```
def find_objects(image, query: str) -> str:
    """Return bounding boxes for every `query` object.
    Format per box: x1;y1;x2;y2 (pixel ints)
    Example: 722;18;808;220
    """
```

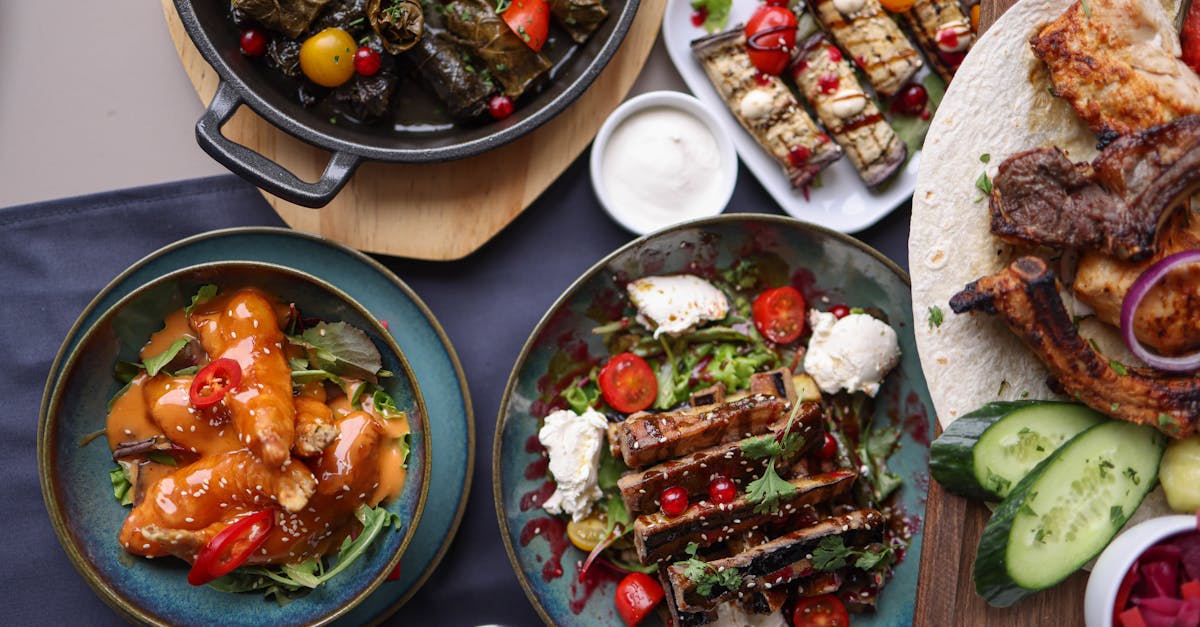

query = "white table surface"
0;2;686;208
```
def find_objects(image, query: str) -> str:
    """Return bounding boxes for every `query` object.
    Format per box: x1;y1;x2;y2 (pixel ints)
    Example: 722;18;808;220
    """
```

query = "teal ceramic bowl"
494;214;933;625
40;261;430;627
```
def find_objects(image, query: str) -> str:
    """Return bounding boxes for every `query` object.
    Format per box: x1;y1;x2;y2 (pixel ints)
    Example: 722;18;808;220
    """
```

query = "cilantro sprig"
740;400;810;513
677;542;742;597
811;536;895;572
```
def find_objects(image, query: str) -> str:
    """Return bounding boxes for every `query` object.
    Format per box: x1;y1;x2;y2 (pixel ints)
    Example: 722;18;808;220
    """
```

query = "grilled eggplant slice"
617;402;825;515
633;470;857;562
791;34;907;187
895;0;973;83
806;0;922;98
665;509;886;611
617;394;791;468
691;28;842;188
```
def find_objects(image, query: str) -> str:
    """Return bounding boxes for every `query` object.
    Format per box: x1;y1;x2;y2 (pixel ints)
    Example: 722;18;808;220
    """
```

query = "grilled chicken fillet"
989;115;1200;262
1074;209;1200;355
1031;0;1200;143
950;256;1200;438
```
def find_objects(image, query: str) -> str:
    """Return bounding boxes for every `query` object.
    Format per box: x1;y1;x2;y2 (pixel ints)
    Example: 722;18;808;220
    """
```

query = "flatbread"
910;0;1186;525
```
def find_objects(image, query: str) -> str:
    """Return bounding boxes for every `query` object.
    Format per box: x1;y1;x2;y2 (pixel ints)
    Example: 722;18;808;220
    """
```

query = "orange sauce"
139;309;195;362
106;374;164;450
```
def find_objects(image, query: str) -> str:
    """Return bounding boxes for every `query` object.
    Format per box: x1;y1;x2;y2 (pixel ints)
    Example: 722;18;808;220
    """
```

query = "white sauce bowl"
1084;514;1197;626
590;90;738;235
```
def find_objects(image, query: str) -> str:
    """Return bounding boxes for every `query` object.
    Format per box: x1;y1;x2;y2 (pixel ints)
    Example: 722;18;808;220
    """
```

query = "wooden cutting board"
912;6;1090;626
162;0;665;260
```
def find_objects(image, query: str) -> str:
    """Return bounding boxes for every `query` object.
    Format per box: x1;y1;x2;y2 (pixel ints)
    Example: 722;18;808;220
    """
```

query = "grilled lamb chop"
989;115;1200;262
950;256;1200;438
633;470;857;562
617;395;791;469
617;401;825;515
665;508;886;611
1031;0;1200;143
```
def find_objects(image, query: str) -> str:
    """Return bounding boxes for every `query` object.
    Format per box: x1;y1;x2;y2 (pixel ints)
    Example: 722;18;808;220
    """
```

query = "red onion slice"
1120;250;1200;371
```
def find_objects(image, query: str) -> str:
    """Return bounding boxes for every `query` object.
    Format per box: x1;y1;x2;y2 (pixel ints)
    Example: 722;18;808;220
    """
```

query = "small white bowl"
590;90;738;235
1084;515;1196;626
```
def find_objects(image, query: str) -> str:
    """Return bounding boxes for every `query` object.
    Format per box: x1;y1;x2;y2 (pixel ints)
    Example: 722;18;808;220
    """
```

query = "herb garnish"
928;305;944;329
975;170;994;197
677;542;742;596
811;536;894;572
689;0;732;33
185;284;218;316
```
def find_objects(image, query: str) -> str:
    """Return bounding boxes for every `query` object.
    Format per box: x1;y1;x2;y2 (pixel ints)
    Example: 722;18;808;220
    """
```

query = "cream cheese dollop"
803;310;900;397
829;89;868;119
627;274;729;338
936;20;973;53
538;407;608;521
832;0;867;15
739;89;775;121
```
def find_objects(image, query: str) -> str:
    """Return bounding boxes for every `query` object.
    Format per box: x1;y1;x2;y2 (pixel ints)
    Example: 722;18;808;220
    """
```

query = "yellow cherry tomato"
879;0;916;11
566;516;609;552
970;5;980;31
299;28;357;88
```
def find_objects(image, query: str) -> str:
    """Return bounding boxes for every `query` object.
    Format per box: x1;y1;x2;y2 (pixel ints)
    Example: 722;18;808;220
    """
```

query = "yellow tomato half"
566;516;609;552
299;28;357;88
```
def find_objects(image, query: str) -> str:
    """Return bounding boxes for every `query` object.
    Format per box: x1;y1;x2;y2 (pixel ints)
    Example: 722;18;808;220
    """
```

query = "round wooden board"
162;0;666;260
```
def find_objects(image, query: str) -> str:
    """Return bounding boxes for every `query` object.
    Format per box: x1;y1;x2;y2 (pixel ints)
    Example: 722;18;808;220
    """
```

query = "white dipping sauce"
601;106;725;232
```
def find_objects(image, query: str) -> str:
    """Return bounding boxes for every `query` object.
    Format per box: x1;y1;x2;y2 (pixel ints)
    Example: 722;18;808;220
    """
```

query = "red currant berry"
660;487;689;517
708;476;736;505
691;6;708;27
892;84;928;117
787;145;811;167
353;46;382;76
818;432;838;459
830;304;850;319
240;28;268;57
488;94;515;120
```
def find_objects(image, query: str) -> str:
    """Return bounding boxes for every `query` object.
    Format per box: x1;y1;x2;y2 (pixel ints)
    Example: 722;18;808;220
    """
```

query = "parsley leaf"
744;459;796;514
928;305;944;328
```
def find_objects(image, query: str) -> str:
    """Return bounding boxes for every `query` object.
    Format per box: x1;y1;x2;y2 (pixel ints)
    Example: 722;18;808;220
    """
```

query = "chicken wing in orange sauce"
105;284;409;582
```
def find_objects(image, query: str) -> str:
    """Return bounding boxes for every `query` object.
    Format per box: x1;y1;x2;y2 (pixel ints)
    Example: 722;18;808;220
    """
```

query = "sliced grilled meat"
950;256;1200;438
633;470;857;562
660;565;717;627
989;115;1200;262
617;401;824;515
617;395;790;469
727;530;790;615
1030;0;1200;142
665;509;886;611
806;0;923;98
691;28;842;188
790;34;907;187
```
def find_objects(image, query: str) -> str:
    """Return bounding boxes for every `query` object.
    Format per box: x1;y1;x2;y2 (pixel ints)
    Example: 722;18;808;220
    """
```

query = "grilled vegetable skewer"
806;0;923;98
895;0;974;83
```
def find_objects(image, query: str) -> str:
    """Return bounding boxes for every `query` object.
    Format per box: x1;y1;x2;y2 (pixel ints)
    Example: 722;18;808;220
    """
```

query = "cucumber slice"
974;420;1165;607
930;401;1107;501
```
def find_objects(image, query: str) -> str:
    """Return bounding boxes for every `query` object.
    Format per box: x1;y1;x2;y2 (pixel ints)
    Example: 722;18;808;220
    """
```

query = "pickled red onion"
1120;250;1200;371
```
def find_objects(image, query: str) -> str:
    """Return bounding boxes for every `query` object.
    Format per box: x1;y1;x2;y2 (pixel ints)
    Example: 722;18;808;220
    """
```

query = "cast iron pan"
174;0;640;207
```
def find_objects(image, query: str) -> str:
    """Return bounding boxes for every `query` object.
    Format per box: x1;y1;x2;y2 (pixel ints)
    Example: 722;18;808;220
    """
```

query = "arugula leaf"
291;369;345;387
294;322;383;382
744;460;796;514
143;338;190;377
185;284;218;316
689;0;731;33
110;463;134;506
371;389;405;419
173;365;198;376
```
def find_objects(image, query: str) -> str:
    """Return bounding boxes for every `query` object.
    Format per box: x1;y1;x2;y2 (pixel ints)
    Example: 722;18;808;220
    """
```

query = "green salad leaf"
143;338;189;377
291;322;383;382
689;0;731;33
110;463;134;506
185;284;219;316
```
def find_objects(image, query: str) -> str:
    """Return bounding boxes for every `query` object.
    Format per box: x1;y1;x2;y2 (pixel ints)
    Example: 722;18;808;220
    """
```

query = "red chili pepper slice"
187;510;274;586
188;358;243;408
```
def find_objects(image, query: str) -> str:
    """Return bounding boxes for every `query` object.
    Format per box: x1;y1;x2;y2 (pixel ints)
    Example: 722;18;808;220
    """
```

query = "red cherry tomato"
240;28;268;57
502;0;550;52
752;286;807;344
615;572;664;626
188;358;242;408
830;304;850;319
488;94;515;120
708;476;736;504
598;352;657;414
354;46;382;76
818;432;838;459
187;510;274;585
743;5;797;75
793;594;850;627
660;486;689;517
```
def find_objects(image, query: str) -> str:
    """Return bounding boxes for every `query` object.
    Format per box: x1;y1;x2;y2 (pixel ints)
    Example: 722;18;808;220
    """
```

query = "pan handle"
195;81;361;208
